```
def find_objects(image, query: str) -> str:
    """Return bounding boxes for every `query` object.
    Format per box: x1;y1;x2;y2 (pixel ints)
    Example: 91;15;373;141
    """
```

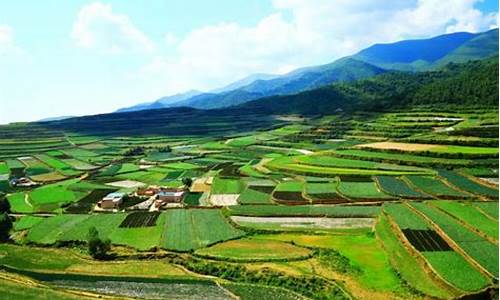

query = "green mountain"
352;29;498;71
1;57;496;138
238;57;499;115
170;58;386;109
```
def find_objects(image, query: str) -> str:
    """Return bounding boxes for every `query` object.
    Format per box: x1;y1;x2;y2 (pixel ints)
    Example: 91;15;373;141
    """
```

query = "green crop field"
422;252;491;291
0;161;9;174
195;238;312;260
384;203;491;291
376;214;454;298
222;283;303;300
331;149;484;167
411;202;499;277
337;181;393;200
437;169;498;198
237;187;273;204
404;175;470;198
473;202;499;219
161;209;245;251
227;204;380;217
211;177;245;194
0;70;498;299
383;203;430;229
432;201;499;240
375;176;428;198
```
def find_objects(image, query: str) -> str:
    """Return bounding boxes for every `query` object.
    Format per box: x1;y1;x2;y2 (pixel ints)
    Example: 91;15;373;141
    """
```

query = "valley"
0;104;498;300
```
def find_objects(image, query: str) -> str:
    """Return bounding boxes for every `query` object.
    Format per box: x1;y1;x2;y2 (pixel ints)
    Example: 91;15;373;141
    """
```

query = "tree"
87;226;111;259
0;197;11;213
0;212;12;242
159;145;171;153
182;177;193;188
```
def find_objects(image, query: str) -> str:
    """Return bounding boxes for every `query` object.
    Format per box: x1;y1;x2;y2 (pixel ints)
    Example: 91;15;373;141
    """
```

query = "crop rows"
405;176;470;199
119;212;161;228
227;204;381;218
383;203;491;291
376;176;427;199
410;202;499;277
437;169;498;198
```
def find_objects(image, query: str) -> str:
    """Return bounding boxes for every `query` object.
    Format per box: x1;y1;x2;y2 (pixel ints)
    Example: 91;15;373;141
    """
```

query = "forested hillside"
240;57;498;115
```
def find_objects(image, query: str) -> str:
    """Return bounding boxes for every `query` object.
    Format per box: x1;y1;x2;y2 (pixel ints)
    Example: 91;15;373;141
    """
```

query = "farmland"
0;107;498;299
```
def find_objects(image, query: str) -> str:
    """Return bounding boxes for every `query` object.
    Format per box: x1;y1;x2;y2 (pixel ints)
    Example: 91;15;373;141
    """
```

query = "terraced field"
0;108;497;299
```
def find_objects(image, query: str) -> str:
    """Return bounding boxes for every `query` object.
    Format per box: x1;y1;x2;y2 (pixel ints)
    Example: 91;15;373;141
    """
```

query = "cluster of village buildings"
97;186;187;211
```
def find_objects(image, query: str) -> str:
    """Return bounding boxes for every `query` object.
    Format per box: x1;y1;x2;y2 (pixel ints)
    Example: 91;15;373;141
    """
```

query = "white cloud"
0;24;23;56
164;32;178;46
138;0;498;96
72;2;155;54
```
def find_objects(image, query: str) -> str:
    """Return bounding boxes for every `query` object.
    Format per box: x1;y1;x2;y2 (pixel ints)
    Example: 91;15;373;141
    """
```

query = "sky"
0;0;498;124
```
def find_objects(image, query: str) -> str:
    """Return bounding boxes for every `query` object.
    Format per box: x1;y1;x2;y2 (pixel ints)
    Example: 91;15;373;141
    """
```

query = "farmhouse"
10;177;37;187
155;188;186;208
98;192;125;209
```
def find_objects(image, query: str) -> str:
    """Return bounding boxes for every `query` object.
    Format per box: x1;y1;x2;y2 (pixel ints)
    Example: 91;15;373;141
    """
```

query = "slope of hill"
239;57;499;115
211;73;279;93
7;56;491;138
170;58;385;109
353;29;498;71
116;90;202;113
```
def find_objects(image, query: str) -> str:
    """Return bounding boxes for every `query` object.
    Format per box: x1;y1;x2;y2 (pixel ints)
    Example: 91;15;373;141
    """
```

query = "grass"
222;283;304;300
0;244;194;278
376;214;454;298
195;238;312;260
0;276;89;300
432;201;498;240
14;216;45;231
256;233;402;291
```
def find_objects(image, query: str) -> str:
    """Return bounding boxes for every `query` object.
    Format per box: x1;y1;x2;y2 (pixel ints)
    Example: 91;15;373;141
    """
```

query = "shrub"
87;226;111;260
0;212;12;242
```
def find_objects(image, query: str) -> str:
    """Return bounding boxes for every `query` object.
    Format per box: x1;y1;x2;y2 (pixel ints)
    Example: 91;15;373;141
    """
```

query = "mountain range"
116;28;498;113
35;55;497;138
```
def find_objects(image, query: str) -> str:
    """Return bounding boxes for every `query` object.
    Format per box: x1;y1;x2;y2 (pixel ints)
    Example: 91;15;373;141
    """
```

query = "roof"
158;191;184;197
103;192;125;201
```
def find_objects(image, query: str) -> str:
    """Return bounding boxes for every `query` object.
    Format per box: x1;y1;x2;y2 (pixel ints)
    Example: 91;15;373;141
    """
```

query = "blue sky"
0;0;498;124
